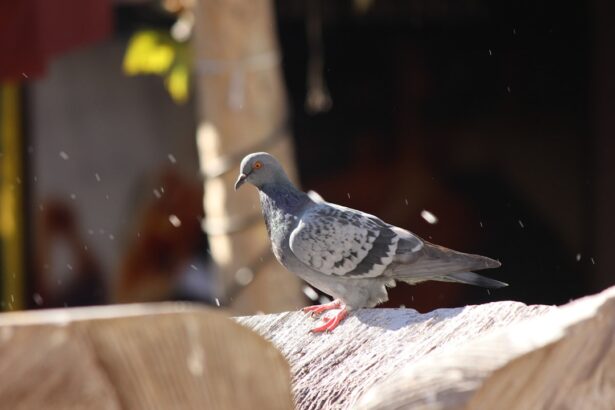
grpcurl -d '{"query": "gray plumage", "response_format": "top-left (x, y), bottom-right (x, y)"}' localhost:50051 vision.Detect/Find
top-left (235, 152), bottom-right (507, 312)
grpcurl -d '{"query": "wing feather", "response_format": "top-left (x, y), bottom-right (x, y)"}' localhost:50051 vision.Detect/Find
top-left (290, 204), bottom-right (420, 278)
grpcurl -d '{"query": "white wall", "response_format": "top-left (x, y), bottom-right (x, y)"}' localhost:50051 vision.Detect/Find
top-left (28, 37), bottom-right (199, 288)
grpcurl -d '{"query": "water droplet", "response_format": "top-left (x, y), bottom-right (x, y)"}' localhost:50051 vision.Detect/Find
top-left (95, 173), bottom-right (101, 182)
top-left (215, 298), bottom-right (221, 307)
top-left (168, 154), bottom-right (177, 164)
top-left (33, 293), bottom-right (43, 306)
top-left (302, 286), bottom-right (319, 301)
top-left (235, 267), bottom-right (254, 286)
top-left (488, 49), bottom-right (493, 56)
top-left (59, 151), bottom-right (69, 160)
top-left (576, 253), bottom-right (581, 262)
top-left (421, 210), bottom-right (438, 224)
top-left (169, 214), bottom-right (182, 227)
top-left (518, 220), bottom-right (525, 228)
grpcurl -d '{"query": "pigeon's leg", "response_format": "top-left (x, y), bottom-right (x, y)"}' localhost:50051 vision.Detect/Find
top-left (310, 306), bottom-right (348, 333)
top-left (302, 299), bottom-right (342, 315)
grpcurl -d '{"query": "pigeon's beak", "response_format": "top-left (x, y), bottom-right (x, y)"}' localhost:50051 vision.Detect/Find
top-left (234, 173), bottom-right (248, 191)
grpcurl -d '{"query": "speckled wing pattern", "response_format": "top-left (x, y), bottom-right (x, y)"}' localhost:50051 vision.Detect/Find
top-left (289, 204), bottom-right (422, 278)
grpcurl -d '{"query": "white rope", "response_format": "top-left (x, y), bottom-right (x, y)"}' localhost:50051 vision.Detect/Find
top-left (197, 51), bottom-right (281, 110)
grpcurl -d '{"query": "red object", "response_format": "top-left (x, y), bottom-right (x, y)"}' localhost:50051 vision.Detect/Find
top-left (310, 308), bottom-right (348, 333)
top-left (303, 300), bottom-right (349, 332)
top-left (0, 0), bottom-right (112, 81)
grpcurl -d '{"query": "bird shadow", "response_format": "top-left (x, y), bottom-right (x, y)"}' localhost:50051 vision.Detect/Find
top-left (352, 306), bottom-right (464, 331)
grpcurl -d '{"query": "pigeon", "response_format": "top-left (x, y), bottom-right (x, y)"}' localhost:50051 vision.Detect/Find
top-left (235, 152), bottom-right (507, 332)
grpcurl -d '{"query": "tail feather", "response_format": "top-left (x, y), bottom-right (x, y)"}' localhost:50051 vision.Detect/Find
top-left (442, 271), bottom-right (508, 289)
top-left (421, 242), bottom-right (501, 271)
top-left (392, 242), bottom-right (506, 288)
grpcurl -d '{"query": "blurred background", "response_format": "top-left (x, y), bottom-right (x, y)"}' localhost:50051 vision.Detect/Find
top-left (0, 0), bottom-right (613, 314)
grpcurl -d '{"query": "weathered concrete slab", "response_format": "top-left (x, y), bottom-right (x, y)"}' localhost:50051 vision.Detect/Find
top-left (238, 301), bottom-right (555, 409)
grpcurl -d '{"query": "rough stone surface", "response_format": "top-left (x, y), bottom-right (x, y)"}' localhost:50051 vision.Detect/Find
top-left (237, 301), bottom-right (555, 410)
top-left (0, 304), bottom-right (293, 410)
top-left (357, 286), bottom-right (615, 409)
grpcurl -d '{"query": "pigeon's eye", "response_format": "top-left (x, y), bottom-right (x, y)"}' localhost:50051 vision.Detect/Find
top-left (253, 161), bottom-right (263, 170)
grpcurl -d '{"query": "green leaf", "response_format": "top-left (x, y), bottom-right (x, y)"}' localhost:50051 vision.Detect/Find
top-left (123, 30), bottom-right (176, 76)
top-left (165, 61), bottom-right (190, 104)
top-left (123, 29), bottom-right (192, 104)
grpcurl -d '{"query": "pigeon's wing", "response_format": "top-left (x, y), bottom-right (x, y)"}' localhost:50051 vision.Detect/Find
top-left (289, 203), bottom-right (423, 278)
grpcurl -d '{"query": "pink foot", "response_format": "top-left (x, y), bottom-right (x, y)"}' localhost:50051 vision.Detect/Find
top-left (301, 299), bottom-right (342, 316)
top-left (310, 307), bottom-right (348, 333)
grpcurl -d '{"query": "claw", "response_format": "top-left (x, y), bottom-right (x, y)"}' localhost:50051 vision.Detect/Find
top-left (310, 307), bottom-right (347, 333)
top-left (301, 299), bottom-right (341, 316)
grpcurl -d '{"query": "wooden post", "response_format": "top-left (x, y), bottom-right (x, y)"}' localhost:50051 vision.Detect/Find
top-left (193, 0), bottom-right (304, 313)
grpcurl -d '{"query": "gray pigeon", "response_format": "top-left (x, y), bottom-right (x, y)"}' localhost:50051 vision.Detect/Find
top-left (235, 152), bottom-right (507, 332)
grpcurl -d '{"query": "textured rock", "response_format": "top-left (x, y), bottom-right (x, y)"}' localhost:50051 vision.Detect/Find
top-left (240, 286), bottom-right (615, 409)
top-left (0, 304), bottom-right (293, 410)
top-left (237, 301), bottom-right (555, 410)
top-left (358, 286), bottom-right (615, 410)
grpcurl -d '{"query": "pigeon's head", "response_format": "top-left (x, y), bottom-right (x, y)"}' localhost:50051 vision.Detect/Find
top-left (234, 152), bottom-right (288, 190)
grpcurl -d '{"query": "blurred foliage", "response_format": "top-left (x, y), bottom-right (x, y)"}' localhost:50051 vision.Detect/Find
top-left (123, 30), bottom-right (191, 104)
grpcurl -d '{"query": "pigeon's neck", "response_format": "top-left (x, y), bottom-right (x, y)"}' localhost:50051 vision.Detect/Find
top-left (258, 181), bottom-right (309, 215)
top-left (258, 181), bottom-right (309, 243)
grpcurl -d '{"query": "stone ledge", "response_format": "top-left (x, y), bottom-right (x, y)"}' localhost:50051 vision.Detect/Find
top-left (238, 287), bottom-right (615, 409)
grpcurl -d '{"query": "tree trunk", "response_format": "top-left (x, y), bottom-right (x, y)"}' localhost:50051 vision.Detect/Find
top-left (193, 0), bottom-right (304, 313)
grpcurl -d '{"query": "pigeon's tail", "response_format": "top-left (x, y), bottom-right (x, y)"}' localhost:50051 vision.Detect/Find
top-left (441, 271), bottom-right (508, 289)
top-left (391, 242), bottom-right (506, 288)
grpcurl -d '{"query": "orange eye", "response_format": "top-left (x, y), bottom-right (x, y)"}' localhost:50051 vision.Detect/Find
top-left (253, 161), bottom-right (263, 169)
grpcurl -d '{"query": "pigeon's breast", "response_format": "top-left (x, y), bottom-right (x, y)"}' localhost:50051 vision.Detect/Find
top-left (259, 191), bottom-right (300, 265)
